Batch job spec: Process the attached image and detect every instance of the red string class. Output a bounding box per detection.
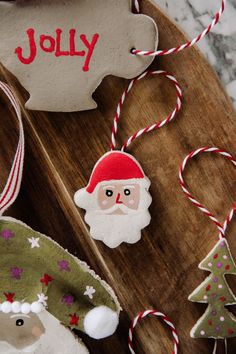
[110,70,183,151]
[132,0,225,57]
[179,147,236,239]
[128,310,179,354]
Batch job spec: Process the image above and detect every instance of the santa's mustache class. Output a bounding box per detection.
[95,203,138,215]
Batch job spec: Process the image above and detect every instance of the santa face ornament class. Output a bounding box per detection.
[74,151,152,248]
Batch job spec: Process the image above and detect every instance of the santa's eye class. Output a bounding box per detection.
[124,189,131,196]
[16,319,24,326]
[106,190,113,197]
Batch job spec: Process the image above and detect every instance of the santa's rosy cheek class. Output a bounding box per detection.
[128,200,134,205]
[32,326,43,337]
[102,200,108,205]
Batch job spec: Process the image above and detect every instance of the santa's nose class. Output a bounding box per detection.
[116,193,122,204]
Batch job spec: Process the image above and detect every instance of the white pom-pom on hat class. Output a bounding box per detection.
[84,306,119,339]
[21,303,31,314]
[1,301,12,313]
[31,302,43,314]
[12,301,21,313]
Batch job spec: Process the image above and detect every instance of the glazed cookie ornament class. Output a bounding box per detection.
[74,71,183,248]
[0,82,120,353]
[0,0,158,112]
[179,147,236,354]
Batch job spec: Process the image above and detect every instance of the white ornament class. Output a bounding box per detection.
[84,286,96,299]
[28,237,40,248]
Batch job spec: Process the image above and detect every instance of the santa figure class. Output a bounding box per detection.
[74,151,152,248]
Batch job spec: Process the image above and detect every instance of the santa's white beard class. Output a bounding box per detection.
[0,311,88,354]
[85,209,151,248]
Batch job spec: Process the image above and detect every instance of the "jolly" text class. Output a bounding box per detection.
[15,28,100,72]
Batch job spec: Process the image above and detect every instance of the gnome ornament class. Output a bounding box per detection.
[74,70,183,248]
[0,82,120,354]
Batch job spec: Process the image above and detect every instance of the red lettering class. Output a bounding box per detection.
[55,29,70,57]
[40,35,55,53]
[80,33,99,72]
[15,29,100,72]
[15,28,36,65]
[69,29,85,57]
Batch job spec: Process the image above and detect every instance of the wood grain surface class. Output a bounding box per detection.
[0,0,235,353]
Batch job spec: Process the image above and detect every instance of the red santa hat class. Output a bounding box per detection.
[86,151,145,193]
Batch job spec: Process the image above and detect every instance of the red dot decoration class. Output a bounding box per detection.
[213,254,218,259]
[208,320,212,326]
[228,328,234,335]
[206,285,211,291]
[225,265,230,270]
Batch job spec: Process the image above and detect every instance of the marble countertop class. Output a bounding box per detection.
[154,0,236,107]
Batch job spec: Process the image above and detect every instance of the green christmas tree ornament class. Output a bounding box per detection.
[179,147,236,353]
[189,238,236,339]
[0,83,120,353]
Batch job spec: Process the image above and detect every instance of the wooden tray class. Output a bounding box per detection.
[0,0,235,353]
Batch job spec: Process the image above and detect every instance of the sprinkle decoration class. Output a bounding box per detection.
[110,70,182,151]
[179,147,236,238]
[128,310,179,354]
[132,0,226,57]
[0,82,24,216]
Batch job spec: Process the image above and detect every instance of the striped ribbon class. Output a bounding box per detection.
[179,147,236,238]
[0,82,24,216]
[132,0,226,57]
[128,310,179,354]
[110,70,182,151]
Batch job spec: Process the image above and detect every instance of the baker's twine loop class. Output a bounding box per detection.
[110,70,182,151]
[132,0,226,57]
[0,82,24,216]
[128,310,179,354]
[179,147,236,239]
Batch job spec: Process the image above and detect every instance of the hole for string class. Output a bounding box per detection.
[130,48,136,55]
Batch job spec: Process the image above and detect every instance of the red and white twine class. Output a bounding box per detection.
[110,70,182,151]
[179,147,236,239]
[133,0,140,13]
[132,0,225,57]
[128,310,179,354]
[0,82,24,216]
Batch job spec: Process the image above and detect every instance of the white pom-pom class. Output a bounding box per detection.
[21,303,31,314]
[84,306,119,339]
[12,302,21,313]
[1,301,12,313]
[31,302,43,314]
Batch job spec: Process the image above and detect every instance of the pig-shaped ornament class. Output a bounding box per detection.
[0,0,158,112]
